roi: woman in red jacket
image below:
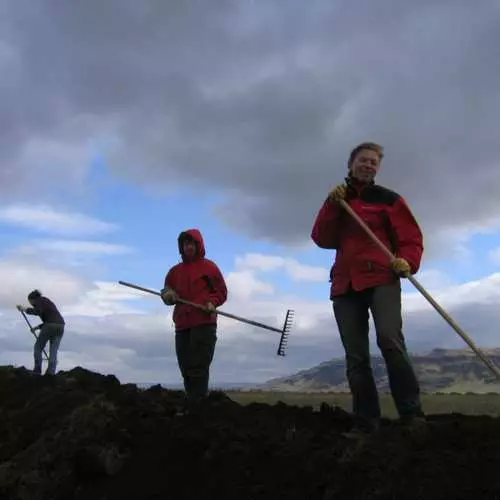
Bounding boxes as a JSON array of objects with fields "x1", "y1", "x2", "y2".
[
  {"x1": 161, "y1": 228, "x2": 228, "y2": 412},
  {"x1": 311, "y1": 142, "x2": 426, "y2": 436}
]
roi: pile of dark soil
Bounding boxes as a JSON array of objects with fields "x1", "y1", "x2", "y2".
[{"x1": 1, "y1": 365, "x2": 499, "y2": 500}]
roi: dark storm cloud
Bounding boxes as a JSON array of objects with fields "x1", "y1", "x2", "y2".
[{"x1": 2, "y1": 0, "x2": 500, "y2": 247}]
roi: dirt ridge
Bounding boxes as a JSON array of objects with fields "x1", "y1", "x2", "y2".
[{"x1": 1, "y1": 365, "x2": 499, "y2": 499}]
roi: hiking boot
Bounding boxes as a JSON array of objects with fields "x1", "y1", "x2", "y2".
[
  {"x1": 400, "y1": 415, "x2": 428, "y2": 438},
  {"x1": 400, "y1": 414, "x2": 426, "y2": 425},
  {"x1": 342, "y1": 419, "x2": 380, "y2": 439},
  {"x1": 174, "y1": 397, "x2": 206, "y2": 417}
]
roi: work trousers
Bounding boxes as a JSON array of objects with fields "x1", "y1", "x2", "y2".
[
  {"x1": 333, "y1": 282, "x2": 423, "y2": 426},
  {"x1": 175, "y1": 324, "x2": 217, "y2": 406},
  {"x1": 34, "y1": 323, "x2": 65, "y2": 375}
]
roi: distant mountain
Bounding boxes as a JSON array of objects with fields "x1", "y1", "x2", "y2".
[{"x1": 261, "y1": 348, "x2": 500, "y2": 393}]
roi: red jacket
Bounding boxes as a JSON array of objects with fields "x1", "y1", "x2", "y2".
[
  {"x1": 311, "y1": 179, "x2": 423, "y2": 298},
  {"x1": 164, "y1": 228, "x2": 228, "y2": 331}
]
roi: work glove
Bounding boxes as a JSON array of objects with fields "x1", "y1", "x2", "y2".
[
  {"x1": 328, "y1": 183, "x2": 347, "y2": 202},
  {"x1": 205, "y1": 301, "x2": 216, "y2": 313},
  {"x1": 160, "y1": 288, "x2": 178, "y2": 306},
  {"x1": 392, "y1": 257, "x2": 411, "y2": 277}
]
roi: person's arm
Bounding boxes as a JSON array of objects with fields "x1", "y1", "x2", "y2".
[
  {"x1": 161, "y1": 267, "x2": 179, "y2": 305},
  {"x1": 204, "y1": 261, "x2": 228, "y2": 308},
  {"x1": 387, "y1": 196, "x2": 424, "y2": 274},
  {"x1": 311, "y1": 198, "x2": 345, "y2": 249},
  {"x1": 24, "y1": 303, "x2": 43, "y2": 317}
]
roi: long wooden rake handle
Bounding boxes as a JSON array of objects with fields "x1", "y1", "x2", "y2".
[
  {"x1": 19, "y1": 310, "x2": 49, "y2": 361},
  {"x1": 118, "y1": 280, "x2": 287, "y2": 335},
  {"x1": 339, "y1": 199, "x2": 500, "y2": 379}
]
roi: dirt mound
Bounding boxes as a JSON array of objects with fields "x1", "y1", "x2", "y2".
[{"x1": 1, "y1": 366, "x2": 500, "y2": 499}]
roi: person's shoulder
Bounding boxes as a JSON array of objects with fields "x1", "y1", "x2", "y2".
[
  {"x1": 40, "y1": 296, "x2": 57, "y2": 309},
  {"x1": 202, "y1": 257, "x2": 218, "y2": 266},
  {"x1": 365, "y1": 184, "x2": 402, "y2": 206},
  {"x1": 165, "y1": 262, "x2": 184, "y2": 279},
  {"x1": 202, "y1": 258, "x2": 222, "y2": 270}
]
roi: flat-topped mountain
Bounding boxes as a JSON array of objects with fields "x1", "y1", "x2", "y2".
[{"x1": 261, "y1": 348, "x2": 500, "y2": 393}]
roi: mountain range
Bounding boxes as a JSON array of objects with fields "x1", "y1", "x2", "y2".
[{"x1": 260, "y1": 348, "x2": 500, "y2": 393}]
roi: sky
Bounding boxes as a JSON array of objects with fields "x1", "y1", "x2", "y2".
[{"x1": 1, "y1": 0, "x2": 500, "y2": 386}]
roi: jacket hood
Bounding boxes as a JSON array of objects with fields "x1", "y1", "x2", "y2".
[{"x1": 177, "y1": 228, "x2": 206, "y2": 260}]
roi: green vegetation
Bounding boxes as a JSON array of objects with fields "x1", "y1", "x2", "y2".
[{"x1": 225, "y1": 390, "x2": 500, "y2": 418}]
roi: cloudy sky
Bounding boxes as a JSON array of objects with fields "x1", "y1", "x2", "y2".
[{"x1": 1, "y1": 0, "x2": 500, "y2": 386}]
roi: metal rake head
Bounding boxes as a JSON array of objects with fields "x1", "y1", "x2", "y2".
[{"x1": 277, "y1": 309, "x2": 294, "y2": 357}]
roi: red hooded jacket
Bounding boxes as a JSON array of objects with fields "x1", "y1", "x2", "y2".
[
  {"x1": 311, "y1": 178, "x2": 423, "y2": 298},
  {"x1": 164, "y1": 228, "x2": 228, "y2": 331}
]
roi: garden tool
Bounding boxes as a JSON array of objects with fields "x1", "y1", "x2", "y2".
[
  {"x1": 339, "y1": 199, "x2": 500, "y2": 379},
  {"x1": 17, "y1": 307, "x2": 49, "y2": 361},
  {"x1": 118, "y1": 280, "x2": 294, "y2": 356}
]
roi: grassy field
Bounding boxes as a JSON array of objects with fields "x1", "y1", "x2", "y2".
[{"x1": 225, "y1": 391, "x2": 500, "y2": 418}]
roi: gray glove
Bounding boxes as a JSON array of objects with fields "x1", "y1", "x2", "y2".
[{"x1": 161, "y1": 288, "x2": 178, "y2": 306}]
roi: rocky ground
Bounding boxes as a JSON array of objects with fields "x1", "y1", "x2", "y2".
[{"x1": 0, "y1": 366, "x2": 499, "y2": 500}]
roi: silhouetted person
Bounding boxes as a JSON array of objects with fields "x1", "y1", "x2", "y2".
[{"x1": 17, "y1": 289, "x2": 65, "y2": 375}]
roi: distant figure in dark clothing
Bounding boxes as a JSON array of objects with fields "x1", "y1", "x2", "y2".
[{"x1": 17, "y1": 290, "x2": 65, "y2": 375}]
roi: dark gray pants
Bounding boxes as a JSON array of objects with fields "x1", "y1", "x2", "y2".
[
  {"x1": 333, "y1": 282, "x2": 423, "y2": 425},
  {"x1": 175, "y1": 324, "x2": 217, "y2": 404},
  {"x1": 34, "y1": 323, "x2": 65, "y2": 375}
]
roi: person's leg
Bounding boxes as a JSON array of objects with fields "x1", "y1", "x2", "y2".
[
  {"x1": 33, "y1": 326, "x2": 50, "y2": 375},
  {"x1": 175, "y1": 329, "x2": 192, "y2": 395},
  {"x1": 333, "y1": 291, "x2": 380, "y2": 429},
  {"x1": 370, "y1": 282, "x2": 424, "y2": 420},
  {"x1": 46, "y1": 324, "x2": 64, "y2": 375},
  {"x1": 185, "y1": 324, "x2": 217, "y2": 407}
]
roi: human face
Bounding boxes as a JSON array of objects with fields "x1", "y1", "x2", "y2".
[
  {"x1": 349, "y1": 148, "x2": 381, "y2": 183},
  {"x1": 182, "y1": 239, "x2": 196, "y2": 258}
]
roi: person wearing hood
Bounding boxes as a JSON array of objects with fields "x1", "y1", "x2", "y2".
[
  {"x1": 161, "y1": 228, "x2": 228, "y2": 411},
  {"x1": 17, "y1": 289, "x2": 65, "y2": 376},
  {"x1": 311, "y1": 142, "x2": 426, "y2": 436}
]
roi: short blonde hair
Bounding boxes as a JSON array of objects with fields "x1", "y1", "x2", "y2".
[{"x1": 348, "y1": 142, "x2": 384, "y2": 167}]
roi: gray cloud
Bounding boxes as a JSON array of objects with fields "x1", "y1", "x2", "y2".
[{"x1": 2, "y1": 0, "x2": 500, "y2": 249}]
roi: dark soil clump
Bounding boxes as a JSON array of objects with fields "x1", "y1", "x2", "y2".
[{"x1": 1, "y1": 365, "x2": 499, "y2": 499}]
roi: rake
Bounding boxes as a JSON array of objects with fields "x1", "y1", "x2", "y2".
[
  {"x1": 17, "y1": 308, "x2": 49, "y2": 361},
  {"x1": 339, "y1": 199, "x2": 500, "y2": 380},
  {"x1": 118, "y1": 280, "x2": 294, "y2": 356}
]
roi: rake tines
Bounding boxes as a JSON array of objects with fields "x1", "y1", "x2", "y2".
[{"x1": 277, "y1": 309, "x2": 294, "y2": 357}]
